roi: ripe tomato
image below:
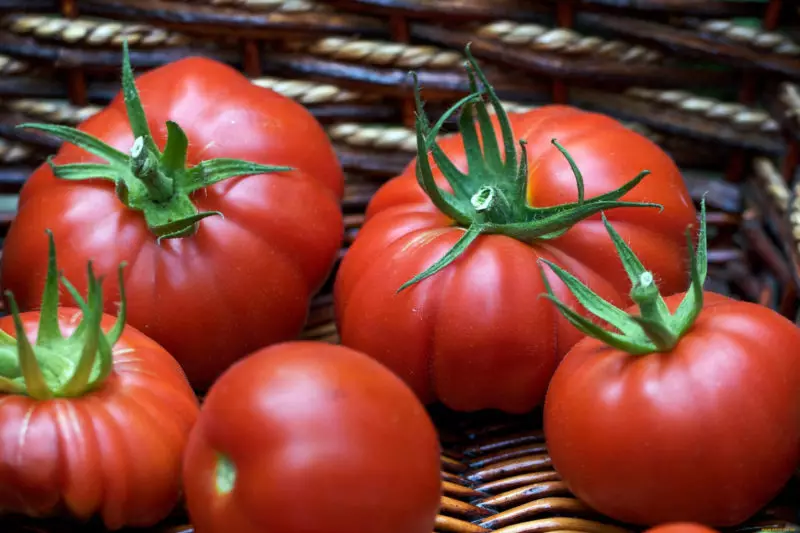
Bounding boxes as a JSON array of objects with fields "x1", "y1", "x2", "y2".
[
  {"x1": 182, "y1": 341, "x2": 442, "y2": 533},
  {"x1": 541, "y1": 201, "x2": 800, "y2": 527},
  {"x1": 2, "y1": 44, "x2": 344, "y2": 390},
  {"x1": 645, "y1": 524, "x2": 719, "y2": 533},
  {"x1": 334, "y1": 50, "x2": 695, "y2": 413},
  {"x1": 0, "y1": 233, "x2": 199, "y2": 530}
]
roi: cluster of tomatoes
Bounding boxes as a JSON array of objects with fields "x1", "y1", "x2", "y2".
[{"x1": 1, "y1": 42, "x2": 799, "y2": 533}]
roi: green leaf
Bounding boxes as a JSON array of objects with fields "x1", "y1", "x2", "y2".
[
  {"x1": 538, "y1": 263, "x2": 653, "y2": 354},
  {"x1": 106, "y1": 262, "x2": 128, "y2": 347},
  {"x1": 0, "y1": 376, "x2": 24, "y2": 395},
  {"x1": 538, "y1": 258, "x2": 645, "y2": 337},
  {"x1": 674, "y1": 197, "x2": 708, "y2": 336},
  {"x1": 48, "y1": 160, "x2": 121, "y2": 182},
  {"x1": 59, "y1": 263, "x2": 103, "y2": 397},
  {"x1": 36, "y1": 230, "x2": 63, "y2": 345},
  {"x1": 120, "y1": 40, "x2": 159, "y2": 156},
  {"x1": 5, "y1": 291, "x2": 52, "y2": 400},
  {"x1": 398, "y1": 224, "x2": 483, "y2": 292},
  {"x1": 464, "y1": 47, "x2": 514, "y2": 176},
  {"x1": 552, "y1": 139, "x2": 585, "y2": 204},
  {"x1": 412, "y1": 117, "x2": 472, "y2": 225},
  {"x1": 161, "y1": 121, "x2": 189, "y2": 178},
  {"x1": 18, "y1": 123, "x2": 130, "y2": 167},
  {"x1": 183, "y1": 159, "x2": 292, "y2": 194}
]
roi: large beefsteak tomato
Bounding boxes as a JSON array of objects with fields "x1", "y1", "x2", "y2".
[
  {"x1": 334, "y1": 48, "x2": 696, "y2": 413},
  {"x1": 182, "y1": 341, "x2": 442, "y2": 533},
  {"x1": 540, "y1": 201, "x2": 800, "y2": 527},
  {"x1": 0, "y1": 232, "x2": 199, "y2": 530},
  {"x1": 2, "y1": 43, "x2": 344, "y2": 390}
]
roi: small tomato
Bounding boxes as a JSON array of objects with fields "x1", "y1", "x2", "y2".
[
  {"x1": 0, "y1": 232, "x2": 199, "y2": 530},
  {"x1": 182, "y1": 341, "x2": 442, "y2": 533},
  {"x1": 540, "y1": 200, "x2": 800, "y2": 527},
  {"x1": 645, "y1": 524, "x2": 720, "y2": 533}
]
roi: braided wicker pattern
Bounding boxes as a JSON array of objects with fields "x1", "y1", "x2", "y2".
[
  {"x1": 293, "y1": 36, "x2": 464, "y2": 69},
  {"x1": 0, "y1": 138, "x2": 35, "y2": 164},
  {"x1": 699, "y1": 19, "x2": 800, "y2": 56},
  {"x1": 0, "y1": 54, "x2": 30, "y2": 76},
  {"x1": 2, "y1": 14, "x2": 192, "y2": 47},
  {"x1": 625, "y1": 87, "x2": 780, "y2": 132},
  {"x1": 191, "y1": 0, "x2": 325, "y2": 12},
  {"x1": 3, "y1": 99, "x2": 102, "y2": 125},
  {"x1": 477, "y1": 21, "x2": 663, "y2": 64},
  {"x1": 252, "y1": 77, "x2": 367, "y2": 104}
]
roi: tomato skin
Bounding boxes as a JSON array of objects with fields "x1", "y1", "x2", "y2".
[
  {"x1": 544, "y1": 292, "x2": 800, "y2": 527},
  {"x1": 182, "y1": 341, "x2": 442, "y2": 533},
  {"x1": 0, "y1": 309, "x2": 199, "y2": 529},
  {"x1": 644, "y1": 524, "x2": 719, "y2": 533},
  {"x1": 335, "y1": 106, "x2": 696, "y2": 413},
  {"x1": 1, "y1": 57, "x2": 344, "y2": 390}
]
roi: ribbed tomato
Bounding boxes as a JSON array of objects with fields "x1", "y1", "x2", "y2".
[
  {"x1": 2, "y1": 43, "x2": 343, "y2": 390},
  {"x1": 182, "y1": 341, "x2": 442, "y2": 533},
  {"x1": 0, "y1": 233, "x2": 199, "y2": 529},
  {"x1": 541, "y1": 202, "x2": 800, "y2": 527},
  {"x1": 335, "y1": 50, "x2": 696, "y2": 413}
]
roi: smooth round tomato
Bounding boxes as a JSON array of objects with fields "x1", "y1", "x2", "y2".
[
  {"x1": 545, "y1": 292, "x2": 800, "y2": 527},
  {"x1": 182, "y1": 341, "x2": 442, "y2": 533},
  {"x1": 644, "y1": 524, "x2": 720, "y2": 533},
  {"x1": 335, "y1": 98, "x2": 695, "y2": 413},
  {"x1": 0, "y1": 309, "x2": 199, "y2": 529},
  {"x1": 2, "y1": 51, "x2": 344, "y2": 390}
]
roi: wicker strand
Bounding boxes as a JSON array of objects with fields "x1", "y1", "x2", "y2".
[
  {"x1": 0, "y1": 138, "x2": 36, "y2": 164},
  {"x1": 476, "y1": 20, "x2": 663, "y2": 64},
  {"x1": 699, "y1": 19, "x2": 800, "y2": 56},
  {"x1": 3, "y1": 99, "x2": 102, "y2": 125},
  {"x1": 0, "y1": 53, "x2": 31, "y2": 75},
  {"x1": 251, "y1": 77, "x2": 367, "y2": 104},
  {"x1": 2, "y1": 14, "x2": 192, "y2": 47},
  {"x1": 290, "y1": 37, "x2": 463, "y2": 69},
  {"x1": 327, "y1": 118, "x2": 663, "y2": 153},
  {"x1": 753, "y1": 157, "x2": 790, "y2": 213},
  {"x1": 191, "y1": 0, "x2": 325, "y2": 11},
  {"x1": 625, "y1": 87, "x2": 779, "y2": 132}
]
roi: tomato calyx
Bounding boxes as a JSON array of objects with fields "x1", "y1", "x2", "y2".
[
  {"x1": 0, "y1": 231, "x2": 127, "y2": 399},
  {"x1": 17, "y1": 41, "x2": 293, "y2": 241},
  {"x1": 538, "y1": 198, "x2": 708, "y2": 355},
  {"x1": 399, "y1": 45, "x2": 662, "y2": 291}
]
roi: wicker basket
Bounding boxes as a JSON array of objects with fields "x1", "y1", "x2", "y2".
[{"x1": 2, "y1": 0, "x2": 800, "y2": 532}]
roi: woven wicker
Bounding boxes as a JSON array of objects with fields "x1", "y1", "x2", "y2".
[{"x1": 2, "y1": 0, "x2": 800, "y2": 532}]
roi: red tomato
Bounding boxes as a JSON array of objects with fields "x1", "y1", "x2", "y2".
[
  {"x1": 182, "y1": 341, "x2": 442, "y2": 533},
  {"x1": 645, "y1": 524, "x2": 719, "y2": 533},
  {"x1": 542, "y1": 203, "x2": 800, "y2": 527},
  {"x1": 2, "y1": 45, "x2": 344, "y2": 390},
  {"x1": 335, "y1": 54, "x2": 695, "y2": 413},
  {"x1": 0, "y1": 236, "x2": 199, "y2": 530}
]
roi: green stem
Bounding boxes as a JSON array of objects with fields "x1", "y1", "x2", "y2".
[
  {"x1": 16, "y1": 40, "x2": 293, "y2": 240},
  {"x1": 129, "y1": 136, "x2": 173, "y2": 202}
]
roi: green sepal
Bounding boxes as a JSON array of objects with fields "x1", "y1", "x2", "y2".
[
  {"x1": 16, "y1": 40, "x2": 294, "y2": 241},
  {"x1": 538, "y1": 197, "x2": 710, "y2": 355},
  {"x1": 0, "y1": 230, "x2": 132, "y2": 400},
  {"x1": 399, "y1": 44, "x2": 662, "y2": 291},
  {"x1": 398, "y1": 224, "x2": 483, "y2": 293}
]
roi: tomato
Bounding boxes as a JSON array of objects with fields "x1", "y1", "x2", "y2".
[
  {"x1": 334, "y1": 49, "x2": 696, "y2": 413},
  {"x1": 2, "y1": 43, "x2": 344, "y2": 390},
  {"x1": 182, "y1": 341, "x2": 442, "y2": 533},
  {"x1": 541, "y1": 201, "x2": 800, "y2": 527},
  {"x1": 644, "y1": 524, "x2": 719, "y2": 533},
  {"x1": 0, "y1": 233, "x2": 199, "y2": 530}
]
